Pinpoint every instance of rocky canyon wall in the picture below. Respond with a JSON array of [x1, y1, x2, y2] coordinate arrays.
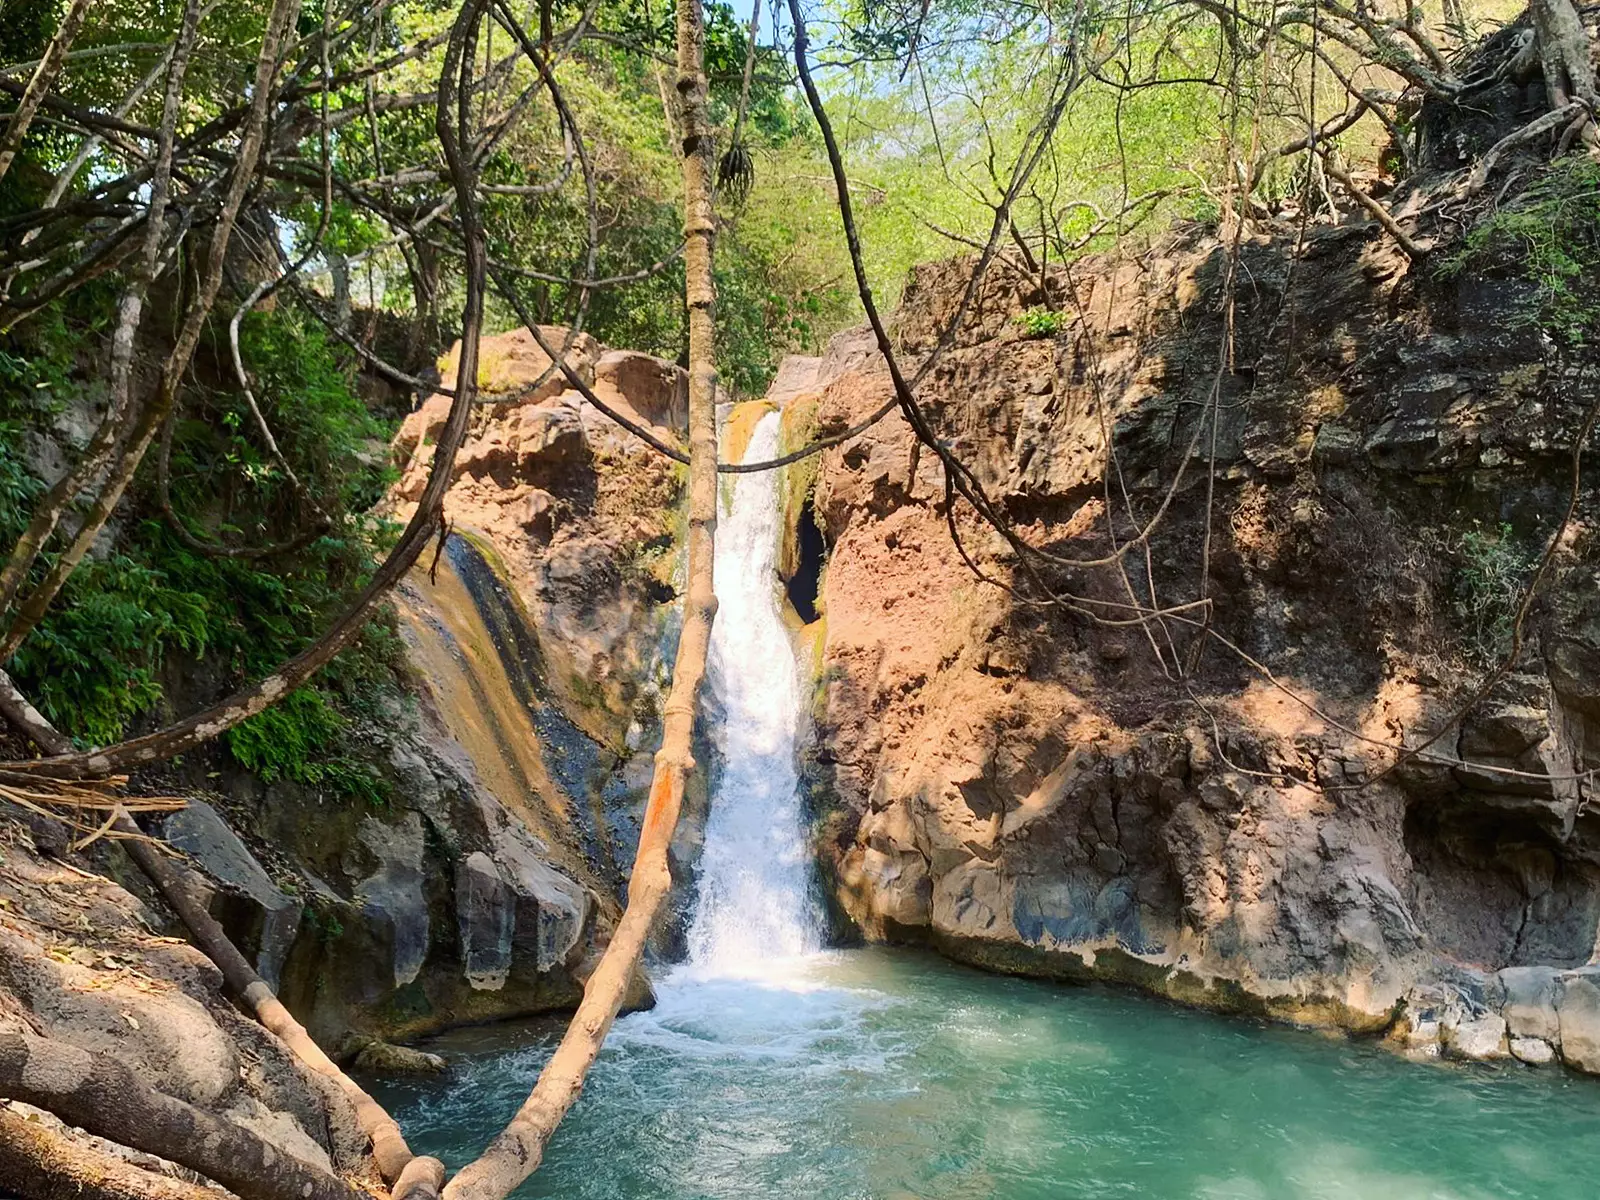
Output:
[[124, 327, 694, 1048], [777, 176, 1600, 1071]]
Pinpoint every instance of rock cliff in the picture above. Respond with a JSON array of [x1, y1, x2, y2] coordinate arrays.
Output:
[[782, 172, 1600, 1070], [129, 327, 691, 1048]]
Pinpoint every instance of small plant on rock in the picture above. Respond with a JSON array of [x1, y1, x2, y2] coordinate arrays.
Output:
[[1450, 521, 1536, 666], [1015, 307, 1067, 338]]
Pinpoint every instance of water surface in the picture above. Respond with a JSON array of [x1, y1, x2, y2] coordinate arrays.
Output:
[[376, 948, 1600, 1200]]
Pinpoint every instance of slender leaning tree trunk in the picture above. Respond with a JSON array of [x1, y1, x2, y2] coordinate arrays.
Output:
[[439, 2, 720, 1197], [113, 820, 431, 1188], [0, 0, 94, 186], [0, 0, 299, 662]]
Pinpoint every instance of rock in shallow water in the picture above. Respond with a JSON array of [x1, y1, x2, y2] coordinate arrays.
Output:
[[1510, 1036, 1556, 1065], [1442, 1013, 1509, 1061], [352, 1040, 447, 1075]]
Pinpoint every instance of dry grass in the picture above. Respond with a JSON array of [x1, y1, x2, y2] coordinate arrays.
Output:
[[0, 776, 184, 852]]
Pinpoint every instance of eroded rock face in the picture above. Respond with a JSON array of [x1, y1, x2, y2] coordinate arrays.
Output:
[[150, 326, 688, 1047], [796, 197, 1600, 1062], [351, 812, 430, 992], [0, 831, 368, 1177], [158, 800, 301, 990]]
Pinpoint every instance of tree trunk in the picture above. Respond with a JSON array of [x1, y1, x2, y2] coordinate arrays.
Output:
[[0, 0, 94, 186], [437, 2, 720, 1197], [408, 237, 443, 374], [1529, 0, 1598, 145], [0, 667, 72, 754], [0, 1033, 370, 1200], [0, 1106, 220, 1200]]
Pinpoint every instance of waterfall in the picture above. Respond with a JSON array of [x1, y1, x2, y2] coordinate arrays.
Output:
[[685, 410, 824, 973]]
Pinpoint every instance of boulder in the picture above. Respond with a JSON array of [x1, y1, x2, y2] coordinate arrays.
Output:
[[1510, 1037, 1556, 1065], [456, 850, 515, 990], [393, 393, 453, 462], [492, 831, 589, 974], [1557, 970, 1600, 1072], [453, 401, 588, 482], [512, 401, 588, 475], [846, 845, 932, 931], [159, 801, 301, 990], [592, 349, 687, 433], [932, 859, 1010, 941], [1497, 965, 1561, 1042], [1459, 694, 1549, 760], [519, 488, 559, 541], [1393, 1001, 1442, 1056], [1442, 1012, 1509, 1061], [1547, 566, 1600, 717], [440, 325, 598, 403], [764, 355, 824, 409], [351, 1040, 447, 1075]]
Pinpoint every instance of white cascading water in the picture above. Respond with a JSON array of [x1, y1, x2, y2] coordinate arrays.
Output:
[[684, 409, 824, 974]]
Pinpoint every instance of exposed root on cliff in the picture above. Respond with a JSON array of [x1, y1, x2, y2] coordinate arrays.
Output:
[[0, 1104, 223, 1200], [0, 1032, 368, 1200]]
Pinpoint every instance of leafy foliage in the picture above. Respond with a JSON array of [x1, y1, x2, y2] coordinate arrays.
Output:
[[224, 687, 388, 806], [1015, 307, 1066, 338], [0, 299, 405, 792], [1449, 522, 1536, 666], [1438, 159, 1600, 345]]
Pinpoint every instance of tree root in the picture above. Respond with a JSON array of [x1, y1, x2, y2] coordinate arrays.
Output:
[[0, 1105, 221, 1200], [1529, 0, 1599, 146], [0, 1033, 369, 1200], [1465, 100, 1587, 194], [1318, 151, 1427, 259]]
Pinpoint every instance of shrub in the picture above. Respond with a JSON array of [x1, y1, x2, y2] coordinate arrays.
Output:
[[1436, 159, 1600, 346], [1015, 306, 1067, 338], [1449, 522, 1536, 666]]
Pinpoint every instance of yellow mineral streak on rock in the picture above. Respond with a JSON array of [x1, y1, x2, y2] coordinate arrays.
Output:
[[721, 399, 777, 466]]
